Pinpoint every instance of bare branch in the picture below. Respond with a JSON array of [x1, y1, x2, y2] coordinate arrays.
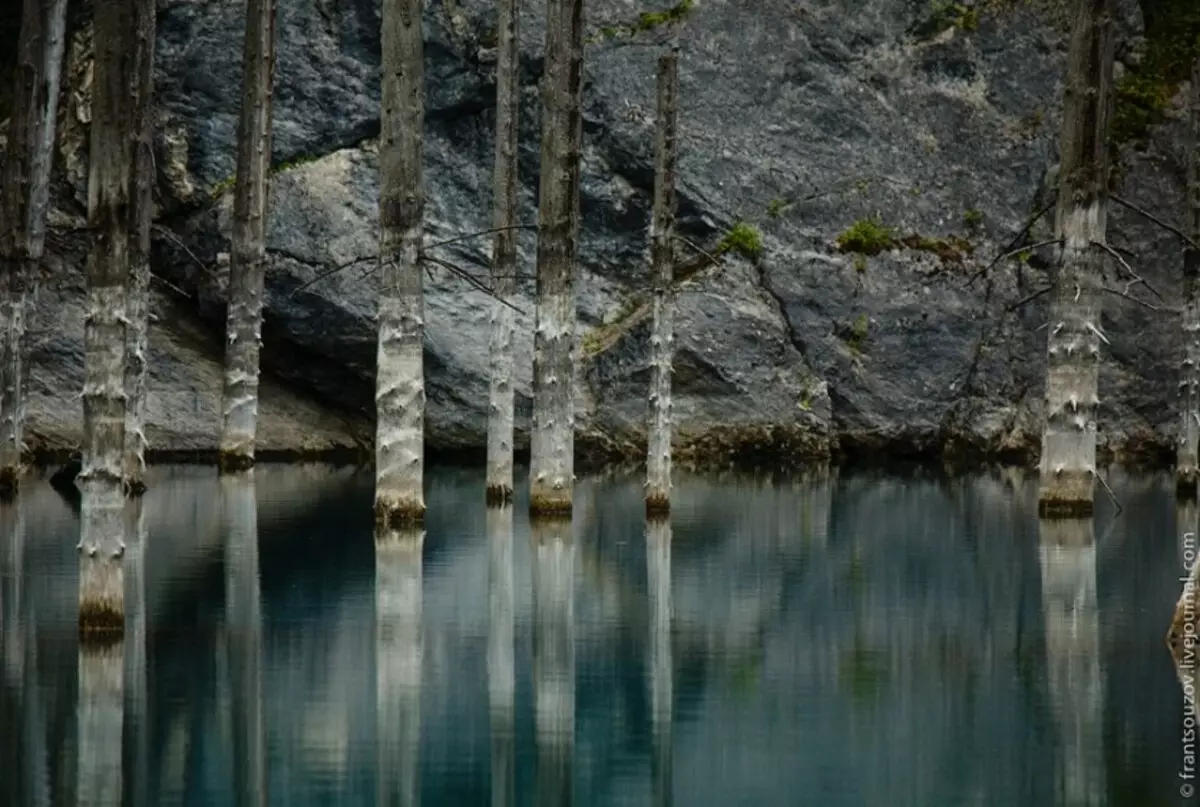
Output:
[[1091, 240, 1165, 302], [424, 224, 538, 252], [1006, 285, 1053, 312], [1111, 194, 1200, 251], [152, 225, 221, 282], [968, 239, 1061, 286], [1093, 466, 1122, 514], [964, 199, 1056, 287], [285, 255, 373, 298], [424, 255, 526, 314], [674, 235, 726, 268], [1100, 284, 1160, 311]]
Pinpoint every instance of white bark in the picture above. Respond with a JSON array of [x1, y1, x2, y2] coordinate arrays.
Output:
[[0, 0, 68, 494], [533, 524, 574, 807], [78, 472, 126, 639], [645, 518, 673, 807], [123, 499, 150, 807], [76, 643, 124, 807], [488, 505, 515, 807], [646, 49, 679, 514], [376, 0, 426, 525], [220, 0, 278, 469], [485, 0, 521, 504], [221, 472, 265, 806], [530, 0, 584, 518], [376, 527, 423, 807], [1180, 59, 1200, 494], [1037, 519, 1104, 806]]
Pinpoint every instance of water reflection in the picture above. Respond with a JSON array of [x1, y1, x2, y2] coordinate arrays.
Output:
[[1038, 519, 1104, 807], [533, 519, 575, 807], [122, 499, 149, 807], [376, 526, 423, 807], [487, 506, 515, 807], [646, 517, 672, 807]]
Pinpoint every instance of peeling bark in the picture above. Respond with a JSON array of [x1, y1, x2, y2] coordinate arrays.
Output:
[[645, 49, 679, 516], [485, 0, 521, 506], [78, 476, 126, 642], [76, 643, 124, 807], [1179, 58, 1200, 497], [487, 505, 515, 807], [533, 524, 574, 807], [122, 0, 158, 495], [0, 0, 68, 496], [1037, 0, 1114, 518], [222, 473, 264, 806], [645, 518, 673, 807], [375, 0, 426, 526], [376, 527, 423, 807], [530, 0, 584, 519], [219, 0, 279, 471]]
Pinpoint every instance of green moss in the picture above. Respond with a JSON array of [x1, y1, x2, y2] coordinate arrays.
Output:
[[210, 175, 237, 198], [718, 221, 763, 261], [835, 217, 896, 256], [636, 0, 694, 31], [900, 233, 975, 263], [853, 254, 868, 274], [963, 208, 984, 229], [1112, 0, 1200, 146], [909, 1, 979, 40], [273, 153, 320, 173], [840, 313, 870, 353], [767, 198, 789, 218]]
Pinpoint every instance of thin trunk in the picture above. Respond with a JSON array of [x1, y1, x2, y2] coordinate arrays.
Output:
[[376, 527, 423, 807], [646, 518, 673, 807], [488, 506, 515, 807], [122, 0, 157, 495], [122, 500, 150, 807], [1037, 0, 1115, 518], [645, 49, 679, 516], [221, 472, 265, 807], [0, 0, 68, 496], [529, 0, 584, 519], [533, 524, 574, 807], [76, 643, 124, 807], [485, 0, 521, 506], [375, 0, 426, 527], [1179, 58, 1200, 497], [219, 0, 279, 471]]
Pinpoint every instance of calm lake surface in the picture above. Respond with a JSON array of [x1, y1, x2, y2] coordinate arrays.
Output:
[[0, 463, 1195, 806]]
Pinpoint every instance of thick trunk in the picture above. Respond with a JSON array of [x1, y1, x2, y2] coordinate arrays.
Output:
[[78, 477, 126, 641], [122, 0, 157, 495], [488, 505, 515, 807], [0, 0, 68, 496], [219, 0, 278, 471], [1038, 519, 1104, 805], [645, 49, 680, 516], [1180, 59, 1200, 497], [375, 0, 426, 526], [376, 528, 423, 807], [221, 472, 265, 807], [485, 0, 521, 506], [76, 643, 124, 807], [529, 0, 584, 518], [533, 525, 574, 807], [646, 518, 672, 807], [1037, 0, 1114, 518]]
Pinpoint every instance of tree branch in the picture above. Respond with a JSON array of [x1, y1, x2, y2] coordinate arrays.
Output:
[[424, 224, 538, 252], [423, 255, 525, 314], [1091, 240, 1165, 302], [1100, 285, 1161, 311], [1111, 195, 1200, 251], [965, 200, 1057, 287], [967, 239, 1061, 286], [1006, 285, 1053, 312]]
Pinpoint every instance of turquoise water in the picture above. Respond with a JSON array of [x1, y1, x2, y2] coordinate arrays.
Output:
[[0, 464, 1192, 806]]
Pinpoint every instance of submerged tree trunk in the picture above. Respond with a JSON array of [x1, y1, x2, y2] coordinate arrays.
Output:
[[485, 0, 521, 506], [533, 526, 574, 807], [1037, 0, 1115, 518], [219, 0, 279, 471], [645, 518, 673, 807], [122, 0, 157, 496], [122, 500, 150, 807], [529, 0, 584, 519], [1179, 58, 1200, 498], [375, 0, 426, 527], [80, 0, 136, 636], [0, 0, 68, 497], [645, 49, 679, 517], [488, 505, 515, 807], [376, 528, 423, 807], [77, 642, 124, 807]]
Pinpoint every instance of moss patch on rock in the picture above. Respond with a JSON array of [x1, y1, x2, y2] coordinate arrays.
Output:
[[1113, 0, 1200, 146]]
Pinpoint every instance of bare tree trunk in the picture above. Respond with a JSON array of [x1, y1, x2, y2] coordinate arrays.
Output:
[[80, 0, 136, 635], [645, 49, 679, 517], [485, 0, 521, 506], [0, 0, 68, 497], [76, 642, 124, 807], [375, 528, 423, 807], [533, 526, 574, 807], [122, 499, 150, 807], [529, 0, 584, 519], [375, 0, 426, 527], [122, 0, 157, 496], [645, 518, 673, 807], [1179, 58, 1200, 498], [1037, 0, 1115, 518], [219, 0, 278, 471], [487, 505, 515, 807]]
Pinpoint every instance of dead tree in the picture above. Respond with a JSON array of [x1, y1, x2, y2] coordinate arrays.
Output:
[[485, 0, 521, 506], [645, 48, 679, 517], [123, 0, 157, 495], [375, 0, 427, 528], [529, 0, 584, 519], [1180, 58, 1200, 498], [1037, 0, 1115, 518], [0, 0, 68, 497], [79, 0, 136, 637], [219, 0, 279, 471]]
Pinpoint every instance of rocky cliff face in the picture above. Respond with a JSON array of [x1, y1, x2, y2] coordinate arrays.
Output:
[[6, 0, 1197, 466]]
